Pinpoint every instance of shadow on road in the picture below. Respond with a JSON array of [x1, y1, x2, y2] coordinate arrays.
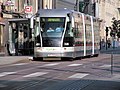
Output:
[[0, 79, 120, 90]]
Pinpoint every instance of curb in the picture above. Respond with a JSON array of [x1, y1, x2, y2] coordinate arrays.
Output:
[[0, 56, 29, 65]]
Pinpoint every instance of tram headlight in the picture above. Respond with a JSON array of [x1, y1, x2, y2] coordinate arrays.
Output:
[[36, 43, 40, 47], [64, 42, 69, 46]]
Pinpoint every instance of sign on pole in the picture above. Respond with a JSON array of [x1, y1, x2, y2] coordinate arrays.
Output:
[[25, 6, 32, 13]]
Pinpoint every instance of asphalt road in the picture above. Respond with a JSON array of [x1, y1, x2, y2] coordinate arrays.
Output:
[[0, 54, 120, 90]]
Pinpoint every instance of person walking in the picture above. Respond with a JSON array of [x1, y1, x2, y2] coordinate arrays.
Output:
[[107, 38, 111, 48]]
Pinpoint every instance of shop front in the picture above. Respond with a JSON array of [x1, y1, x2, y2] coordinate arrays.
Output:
[[0, 16, 5, 54]]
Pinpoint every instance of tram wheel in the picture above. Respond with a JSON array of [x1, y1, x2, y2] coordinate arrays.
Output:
[[33, 57, 43, 61], [61, 57, 74, 61], [94, 54, 99, 57]]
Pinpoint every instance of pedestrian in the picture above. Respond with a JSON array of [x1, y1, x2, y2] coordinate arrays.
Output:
[[6, 41, 12, 56], [101, 39, 105, 47], [47, 27, 54, 32], [107, 38, 111, 48], [55, 25, 64, 32]]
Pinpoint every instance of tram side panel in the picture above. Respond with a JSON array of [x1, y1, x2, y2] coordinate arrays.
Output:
[[93, 19, 100, 55], [73, 13, 85, 58], [85, 16, 93, 56]]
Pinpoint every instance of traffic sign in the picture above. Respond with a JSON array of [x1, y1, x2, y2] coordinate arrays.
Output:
[[25, 6, 32, 13]]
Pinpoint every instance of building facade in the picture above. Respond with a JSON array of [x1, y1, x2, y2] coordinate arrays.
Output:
[[38, 0, 120, 40], [0, 14, 5, 53], [0, 0, 39, 54], [38, 0, 76, 10], [0, 0, 120, 54], [98, 0, 120, 40]]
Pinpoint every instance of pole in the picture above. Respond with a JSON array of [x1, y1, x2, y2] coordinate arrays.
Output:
[[111, 52, 113, 75], [105, 27, 109, 50], [106, 35, 107, 50], [100, 37, 101, 50], [18, 0, 19, 11], [113, 37, 115, 49]]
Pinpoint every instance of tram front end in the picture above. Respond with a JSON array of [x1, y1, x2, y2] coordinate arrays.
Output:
[[33, 9, 75, 60]]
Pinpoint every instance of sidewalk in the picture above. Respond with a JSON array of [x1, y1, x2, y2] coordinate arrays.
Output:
[[0, 54, 114, 66], [0, 52, 5, 56], [0, 56, 29, 65], [100, 46, 120, 54], [0, 46, 120, 66]]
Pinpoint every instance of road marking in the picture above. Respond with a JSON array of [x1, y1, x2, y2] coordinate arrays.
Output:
[[113, 74, 120, 79], [100, 64, 111, 68], [23, 72, 48, 78], [42, 63, 60, 67], [0, 72, 16, 77], [68, 73, 89, 79], [12, 63, 28, 66], [68, 64, 83, 67]]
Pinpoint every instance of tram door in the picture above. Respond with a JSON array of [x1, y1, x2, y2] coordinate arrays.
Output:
[[8, 19, 34, 56]]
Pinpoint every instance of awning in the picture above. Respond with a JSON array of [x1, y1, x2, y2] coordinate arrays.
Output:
[[0, 22, 5, 25]]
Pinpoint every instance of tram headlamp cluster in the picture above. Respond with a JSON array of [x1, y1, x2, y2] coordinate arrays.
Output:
[[36, 43, 40, 46], [64, 42, 69, 46]]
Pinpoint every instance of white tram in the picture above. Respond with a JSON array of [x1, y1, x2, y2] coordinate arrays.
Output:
[[31, 9, 100, 60]]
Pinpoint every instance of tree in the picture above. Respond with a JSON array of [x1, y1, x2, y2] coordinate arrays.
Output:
[[109, 17, 120, 38]]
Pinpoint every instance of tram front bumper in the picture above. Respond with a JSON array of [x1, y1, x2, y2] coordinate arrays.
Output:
[[34, 47, 74, 58]]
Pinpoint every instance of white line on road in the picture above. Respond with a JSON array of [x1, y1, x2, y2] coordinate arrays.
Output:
[[113, 74, 120, 79], [68, 73, 89, 79], [11, 63, 28, 66], [23, 72, 48, 78], [68, 64, 83, 67], [100, 64, 111, 68], [42, 63, 60, 67], [0, 72, 17, 77]]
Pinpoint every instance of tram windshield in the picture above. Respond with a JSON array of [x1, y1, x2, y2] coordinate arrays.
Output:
[[40, 17, 66, 47], [40, 17, 65, 37]]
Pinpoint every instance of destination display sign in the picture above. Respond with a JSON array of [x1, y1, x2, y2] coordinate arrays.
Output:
[[41, 18, 65, 22]]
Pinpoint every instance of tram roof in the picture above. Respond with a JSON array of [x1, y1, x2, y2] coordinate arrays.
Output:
[[38, 9, 77, 17], [37, 9, 98, 19]]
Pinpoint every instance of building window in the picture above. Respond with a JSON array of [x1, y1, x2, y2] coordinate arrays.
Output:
[[42, 0, 53, 9], [24, 0, 32, 5], [4, 0, 15, 12]]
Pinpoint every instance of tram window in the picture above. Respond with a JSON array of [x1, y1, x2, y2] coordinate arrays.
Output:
[[23, 25, 26, 30], [63, 22, 74, 47], [11, 23, 16, 30], [40, 17, 65, 38], [74, 22, 79, 38], [65, 22, 73, 37], [40, 17, 66, 47], [40, 17, 65, 30], [35, 22, 40, 46], [35, 23, 40, 37]]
